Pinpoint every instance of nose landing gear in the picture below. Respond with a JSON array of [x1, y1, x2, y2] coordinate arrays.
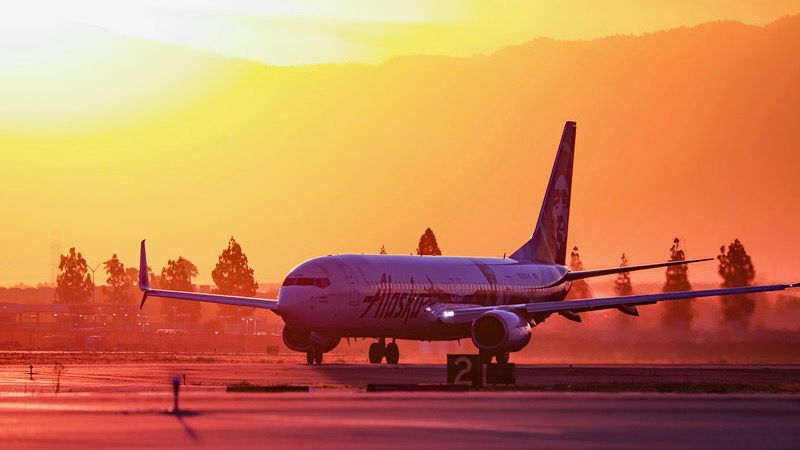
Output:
[[306, 348, 324, 365], [368, 338, 400, 364]]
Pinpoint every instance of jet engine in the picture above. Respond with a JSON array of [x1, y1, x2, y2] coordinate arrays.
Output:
[[282, 325, 312, 352], [310, 331, 341, 353], [470, 310, 531, 353], [282, 325, 341, 353]]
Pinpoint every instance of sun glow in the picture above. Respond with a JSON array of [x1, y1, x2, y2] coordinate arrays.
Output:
[[2, 1, 798, 66], [0, 1, 799, 286]]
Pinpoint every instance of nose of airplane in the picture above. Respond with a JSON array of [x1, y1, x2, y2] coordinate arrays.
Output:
[[277, 258, 334, 326], [277, 290, 303, 327]]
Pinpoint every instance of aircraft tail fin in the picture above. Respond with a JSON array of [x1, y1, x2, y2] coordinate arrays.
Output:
[[510, 121, 576, 265]]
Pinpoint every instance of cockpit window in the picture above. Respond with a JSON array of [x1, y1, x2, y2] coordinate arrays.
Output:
[[282, 277, 330, 288]]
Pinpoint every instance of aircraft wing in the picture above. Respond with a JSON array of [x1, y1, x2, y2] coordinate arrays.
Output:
[[140, 288, 279, 311], [137, 240, 279, 312], [441, 282, 799, 325]]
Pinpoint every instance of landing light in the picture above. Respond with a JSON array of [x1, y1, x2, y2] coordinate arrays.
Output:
[[443, 310, 455, 318]]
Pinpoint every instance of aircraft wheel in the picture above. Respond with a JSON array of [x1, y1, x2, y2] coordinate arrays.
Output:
[[314, 351, 323, 365], [479, 351, 493, 365], [368, 342, 384, 364], [496, 352, 509, 364], [385, 342, 400, 364], [306, 350, 316, 365]]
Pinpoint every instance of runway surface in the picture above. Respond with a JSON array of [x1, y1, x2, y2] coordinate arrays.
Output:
[[2, 363, 799, 393], [1, 363, 799, 448], [1, 392, 799, 449]]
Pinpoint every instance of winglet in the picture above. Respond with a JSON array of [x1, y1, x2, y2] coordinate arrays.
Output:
[[139, 239, 151, 292]]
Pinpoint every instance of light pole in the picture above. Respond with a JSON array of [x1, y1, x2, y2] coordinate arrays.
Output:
[[87, 262, 102, 304]]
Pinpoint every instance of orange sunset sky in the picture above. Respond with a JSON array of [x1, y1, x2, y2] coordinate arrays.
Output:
[[1, 1, 799, 287]]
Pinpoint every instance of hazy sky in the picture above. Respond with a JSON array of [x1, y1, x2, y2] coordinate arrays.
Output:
[[1, 0, 799, 65], [0, 1, 799, 287]]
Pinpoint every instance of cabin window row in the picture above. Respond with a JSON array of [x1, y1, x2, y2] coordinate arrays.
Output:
[[367, 281, 547, 292]]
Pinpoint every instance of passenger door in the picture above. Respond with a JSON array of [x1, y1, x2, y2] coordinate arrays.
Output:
[[338, 264, 359, 307]]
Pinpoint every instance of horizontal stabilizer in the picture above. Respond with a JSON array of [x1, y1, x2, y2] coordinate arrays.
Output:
[[563, 257, 712, 282], [616, 305, 639, 316], [558, 310, 582, 322]]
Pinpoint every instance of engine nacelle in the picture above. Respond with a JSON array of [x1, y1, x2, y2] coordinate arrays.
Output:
[[282, 325, 341, 353], [282, 325, 312, 352], [471, 310, 531, 353], [310, 331, 341, 353]]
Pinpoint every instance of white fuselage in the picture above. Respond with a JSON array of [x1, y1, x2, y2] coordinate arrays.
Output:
[[278, 254, 571, 340]]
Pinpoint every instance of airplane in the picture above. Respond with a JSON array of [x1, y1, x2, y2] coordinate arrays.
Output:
[[137, 121, 798, 365]]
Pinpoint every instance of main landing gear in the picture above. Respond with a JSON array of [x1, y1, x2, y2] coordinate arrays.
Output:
[[480, 350, 510, 365], [368, 338, 400, 364], [306, 348, 324, 365]]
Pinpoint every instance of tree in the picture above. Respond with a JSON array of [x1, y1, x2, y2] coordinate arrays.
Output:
[[566, 246, 592, 299], [379, 245, 387, 255], [125, 267, 140, 288], [160, 257, 200, 321], [614, 253, 633, 296], [717, 239, 756, 327], [213, 237, 258, 320], [56, 247, 93, 304], [661, 237, 694, 328], [614, 252, 636, 327], [416, 227, 442, 256], [103, 254, 135, 305]]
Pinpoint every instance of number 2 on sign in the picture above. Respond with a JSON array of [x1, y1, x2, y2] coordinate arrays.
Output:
[[453, 356, 472, 384]]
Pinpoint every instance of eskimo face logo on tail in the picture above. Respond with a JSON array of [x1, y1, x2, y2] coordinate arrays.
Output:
[[550, 174, 570, 253]]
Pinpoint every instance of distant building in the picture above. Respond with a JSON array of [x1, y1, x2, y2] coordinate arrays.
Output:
[[0, 302, 150, 332]]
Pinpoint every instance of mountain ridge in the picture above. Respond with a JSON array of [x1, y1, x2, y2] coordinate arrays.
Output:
[[0, 13, 798, 286]]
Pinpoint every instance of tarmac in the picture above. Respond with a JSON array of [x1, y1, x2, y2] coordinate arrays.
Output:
[[1, 363, 799, 449], [2, 362, 799, 393]]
